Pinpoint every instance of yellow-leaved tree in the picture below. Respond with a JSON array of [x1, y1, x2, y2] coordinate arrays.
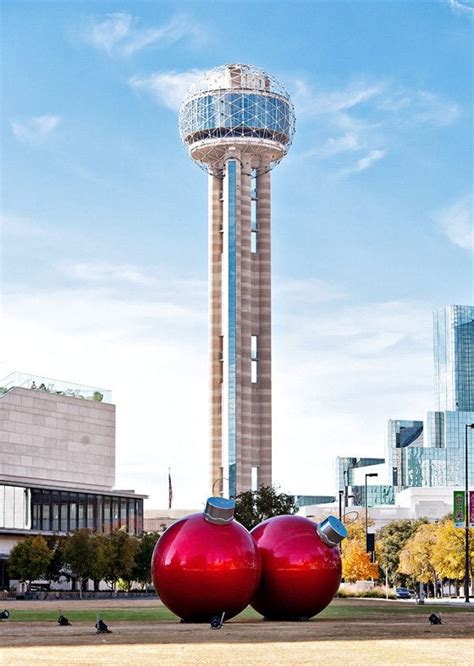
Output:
[[398, 523, 439, 585], [341, 516, 379, 582], [431, 518, 474, 593], [342, 539, 380, 582]]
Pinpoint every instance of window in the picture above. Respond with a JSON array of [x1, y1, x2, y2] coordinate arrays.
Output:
[[251, 360, 258, 383], [251, 231, 257, 253], [251, 335, 258, 360], [251, 335, 258, 383], [251, 466, 259, 491]]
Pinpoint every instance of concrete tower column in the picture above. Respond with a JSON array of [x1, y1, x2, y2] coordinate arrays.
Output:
[[209, 173, 223, 495], [254, 168, 272, 488]]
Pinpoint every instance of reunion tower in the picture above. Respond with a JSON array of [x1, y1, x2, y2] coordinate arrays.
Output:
[[179, 64, 295, 498]]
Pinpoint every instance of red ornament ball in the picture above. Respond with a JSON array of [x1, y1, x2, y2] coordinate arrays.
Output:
[[151, 498, 261, 622], [250, 514, 346, 620]]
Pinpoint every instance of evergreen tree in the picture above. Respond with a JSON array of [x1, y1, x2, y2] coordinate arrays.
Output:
[[234, 485, 298, 531]]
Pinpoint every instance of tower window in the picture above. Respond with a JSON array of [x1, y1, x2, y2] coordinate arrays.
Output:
[[251, 335, 258, 360], [251, 360, 258, 383]]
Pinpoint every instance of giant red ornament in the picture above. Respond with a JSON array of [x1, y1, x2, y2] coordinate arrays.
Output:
[[250, 514, 347, 620], [151, 497, 261, 622]]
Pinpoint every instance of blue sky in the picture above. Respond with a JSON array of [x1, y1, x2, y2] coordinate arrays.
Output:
[[1, 0, 472, 508]]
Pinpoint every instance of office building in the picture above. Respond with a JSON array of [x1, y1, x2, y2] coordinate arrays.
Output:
[[179, 64, 295, 497], [0, 372, 146, 590], [336, 304, 474, 505], [434, 305, 474, 412]]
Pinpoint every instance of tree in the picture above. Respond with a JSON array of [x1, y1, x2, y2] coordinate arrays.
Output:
[[398, 523, 439, 590], [63, 529, 97, 598], [99, 530, 138, 593], [342, 539, 379, 582], [340, 517, 379, 582], [376, 518, 428, 587], [131, 532, 161, 588], [234, 485, 299, 531], [44, 536, 67, 585], [7, 536, 52, 590], [431, 518, 474, 594]]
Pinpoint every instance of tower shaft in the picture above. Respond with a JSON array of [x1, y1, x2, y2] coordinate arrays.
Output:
[[210, 154, 272, 497]]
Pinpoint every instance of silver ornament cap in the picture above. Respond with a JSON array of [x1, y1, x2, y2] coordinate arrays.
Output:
[[316, 515, 347, 547], [203, 497, 235, 525]]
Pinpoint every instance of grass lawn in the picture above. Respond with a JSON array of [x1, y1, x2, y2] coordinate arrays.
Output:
[[2, 598, 472, 664], [3, 597, 473, 623]]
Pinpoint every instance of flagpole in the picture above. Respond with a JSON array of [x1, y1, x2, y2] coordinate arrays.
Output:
[[168, 467, 173, 511]]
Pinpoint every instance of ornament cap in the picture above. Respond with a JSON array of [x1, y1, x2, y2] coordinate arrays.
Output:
[[204, 497, 235, 525], [316, 516, 347, 547]]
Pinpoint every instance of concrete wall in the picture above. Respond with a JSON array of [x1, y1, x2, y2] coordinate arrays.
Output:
[[0, 388, 115, 491]]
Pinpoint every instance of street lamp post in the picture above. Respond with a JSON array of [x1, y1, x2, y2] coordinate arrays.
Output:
[[365, 473, 378, 554], [338, 490, 344, 522], [344, 494, 355, 522], [464, 423, 474, 604]]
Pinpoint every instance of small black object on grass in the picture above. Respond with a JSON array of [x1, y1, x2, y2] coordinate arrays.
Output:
[[58, 614, 71, 626], [0, 610, 10, 620], [210, 612, 225, 629], [428, 613, 443, 625], [96, 618, 112, 634]]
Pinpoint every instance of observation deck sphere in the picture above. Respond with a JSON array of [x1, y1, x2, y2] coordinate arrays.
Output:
[[179, 63, 295, 174]]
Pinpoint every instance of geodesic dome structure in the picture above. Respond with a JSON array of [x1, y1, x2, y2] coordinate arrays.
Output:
[[179, 64, 295, 174]]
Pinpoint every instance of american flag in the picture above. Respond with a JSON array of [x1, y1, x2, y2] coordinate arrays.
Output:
[[168, 468, 173, 510]]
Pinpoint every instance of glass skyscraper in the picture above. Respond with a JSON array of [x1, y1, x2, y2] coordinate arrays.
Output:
[[434, 305, 474, 412], [336, 304, 474, 502]]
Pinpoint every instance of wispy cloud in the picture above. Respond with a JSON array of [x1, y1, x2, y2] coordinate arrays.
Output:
[[292, 77, 460, 175], [64, 261, 158, 286], [83, 12, 204, 56], [293, 79, 385, 116], [436, 195, 473, 250], [445, 0, 474, 15], [376, 89, 460, 127], [129, 70, 203, 111], [10, 115, 61, 143], [352, 149, 386, 173]]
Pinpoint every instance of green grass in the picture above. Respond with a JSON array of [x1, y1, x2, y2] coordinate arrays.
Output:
[[4, 599, 472, 623], [4, 607, 178, 623]]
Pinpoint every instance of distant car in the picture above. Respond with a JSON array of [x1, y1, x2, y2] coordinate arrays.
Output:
[[395, 587, 412, 599]]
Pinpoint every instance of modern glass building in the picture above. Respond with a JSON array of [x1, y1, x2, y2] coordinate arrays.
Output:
[[386, 419, 424, 490], [335, 457, 395, 507], [335, 305, 474, 504], [179, 64, 295, 498], [434, 305, 474, 412]]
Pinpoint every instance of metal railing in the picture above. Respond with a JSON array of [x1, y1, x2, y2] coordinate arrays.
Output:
[[0, 371, 112, 403]]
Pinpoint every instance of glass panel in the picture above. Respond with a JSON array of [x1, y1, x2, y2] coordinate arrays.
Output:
[[136, 500, 143, 534], [96, 496, 103, 532], [112, 499, 119, 531], [103, 498, 111, 534], [42, 503, 50, 531], [77, 494, 85, 529], [51, 503, 59, 531], [60, 501, 68, 532], [69, 502, 77, 531], [120, 499, 127, 528], [128, 500, 135, 535], [87, 498, 95, 529]]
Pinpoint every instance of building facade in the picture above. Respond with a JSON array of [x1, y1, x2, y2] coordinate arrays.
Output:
[[0, 373, 145, 590], [336, 304, 474, 506], [434, 305, 474, 412], [179, 64, 295, 498]]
